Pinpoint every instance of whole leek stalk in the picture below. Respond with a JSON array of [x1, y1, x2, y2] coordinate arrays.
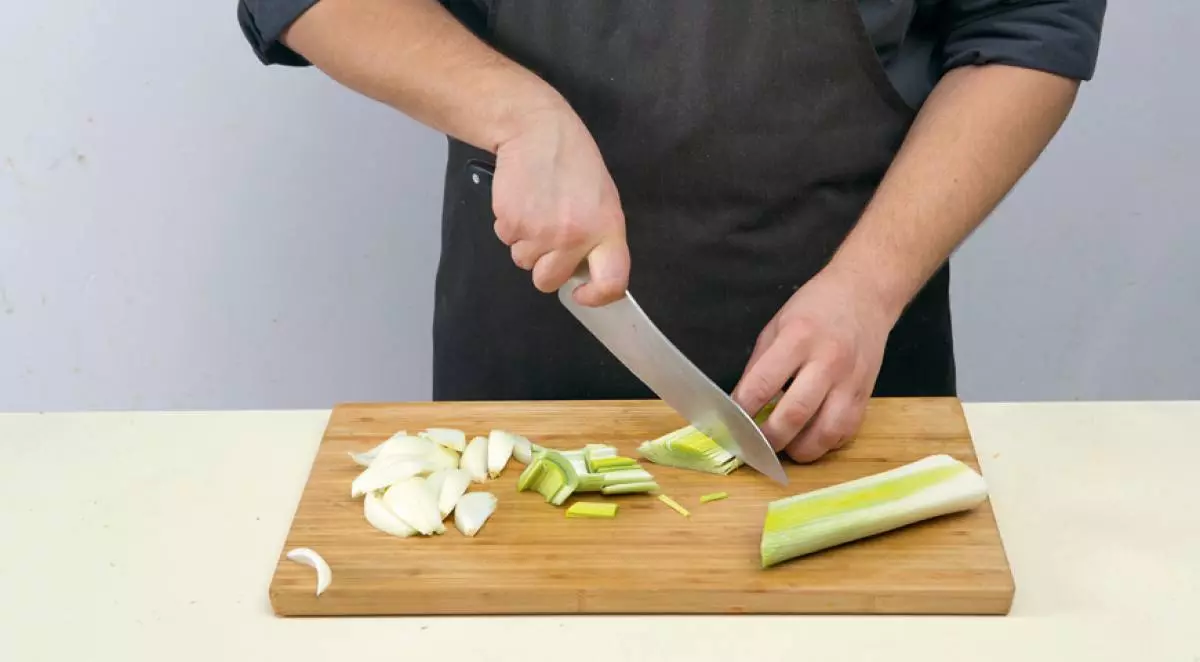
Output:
[[760, 454, 989, 568]]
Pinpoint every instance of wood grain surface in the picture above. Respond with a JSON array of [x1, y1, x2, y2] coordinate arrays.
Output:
[[269, 397, 1014, 616]]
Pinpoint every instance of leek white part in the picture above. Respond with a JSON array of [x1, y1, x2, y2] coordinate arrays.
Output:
[[453, 492, 498, 537], [487, 429, 517, 477], [438, 468, 472, 518], [759, 454, 989, 568], [285, 547, 332, 596], [350, 455, 426, 498], [462, 435, 489, 483], [364, 490, 418, 538], [424, 469, 451, 501], [382, 478, 445, 535], [420, 427, 467, 452]]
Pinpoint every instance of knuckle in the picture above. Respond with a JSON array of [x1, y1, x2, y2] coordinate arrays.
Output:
[[553, 214, 590, 248], [779, 402, 815, 429], [823, 337, 856, 373], [785, 442, 825, 464]]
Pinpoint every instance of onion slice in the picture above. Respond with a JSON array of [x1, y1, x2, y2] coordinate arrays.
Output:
[[438, 468, 472, 518], [382, 478, 445, 535], [454, 492, 498, 537], [364, 490, 418, 538], [350, 456, 426, 498], [285, 547, 332, 596], [462, 435, 488, 483], [420, 427, 467, 452], [487, 430, 517, 477]]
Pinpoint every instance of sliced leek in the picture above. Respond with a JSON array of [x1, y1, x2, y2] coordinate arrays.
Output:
[[700, 491, 729, 503], [566, 502, 618, 519], [760, 454, 989, 568], [637, 426, 742, 475], [657, 494, 690, 517]]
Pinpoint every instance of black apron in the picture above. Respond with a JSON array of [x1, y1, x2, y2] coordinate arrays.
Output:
[[431, 0, 955, 401]]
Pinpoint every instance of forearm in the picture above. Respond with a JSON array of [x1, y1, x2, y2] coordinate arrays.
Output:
[[825, 64, 1080, 319], [281, 0, 566, 152]]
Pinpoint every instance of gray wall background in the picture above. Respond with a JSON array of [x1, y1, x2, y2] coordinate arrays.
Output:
[[1, 2, 1195, 412]]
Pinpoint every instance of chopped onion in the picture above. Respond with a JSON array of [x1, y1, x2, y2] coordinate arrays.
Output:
[[350, 455, 426, 498], [364, 490, 418, 538], [382, 478, 445, 535], [487, 429, 517, 477], [346, 429, 407, 466], [438, 468, 472, 518], [285, 547, 332, 596], [512, 436, 535, 464], [426, 444, 461, 472], [424, 468, 451, 501], [453, 492, 497, 537], [461, 435, 488, 483], [420, 427, 467, 452]]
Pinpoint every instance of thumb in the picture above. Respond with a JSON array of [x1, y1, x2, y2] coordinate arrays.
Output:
[[573, 237, 630, 307]]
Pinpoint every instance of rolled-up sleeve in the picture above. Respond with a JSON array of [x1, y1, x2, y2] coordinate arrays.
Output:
[[940, 0, 1107, 81], [237, 0, 321, 66]]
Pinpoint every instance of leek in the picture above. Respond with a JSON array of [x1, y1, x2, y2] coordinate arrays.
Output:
[[637, 426, 742, 475], [759, 454, 989, 568], [566, 502, 618, 519], [700, 491, 729, 503], [657, 494, 691, 517]]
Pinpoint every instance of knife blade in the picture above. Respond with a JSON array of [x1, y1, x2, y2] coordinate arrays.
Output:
[[465, 159, 788, 485]]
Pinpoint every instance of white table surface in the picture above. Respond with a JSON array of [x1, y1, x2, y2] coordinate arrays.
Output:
[[1, 402, 1197, 661]]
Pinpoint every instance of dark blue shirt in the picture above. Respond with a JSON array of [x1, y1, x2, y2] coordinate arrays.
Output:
[[237, 0, 1106, 108]]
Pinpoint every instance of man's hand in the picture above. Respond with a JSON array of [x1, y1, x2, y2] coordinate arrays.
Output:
[[281, 0, 629, 305], [732, 64, 1080, 464], [491, 107, 630, 306], [732, 269, 897, 463]]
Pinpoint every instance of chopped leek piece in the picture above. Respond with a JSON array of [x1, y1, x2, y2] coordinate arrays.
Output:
[[759, 454, 989, 568], [601, 481, 658, 495], [566, 502, 618, 519], [657, 494, 690, 517], [700, 491, 729, 503], [637, 426, 742, 475], [516, 450, 580, 506]]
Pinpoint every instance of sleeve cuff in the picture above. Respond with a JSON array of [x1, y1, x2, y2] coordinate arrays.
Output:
[[237, 0, 322, 67], [940, 1, 1107, 82]]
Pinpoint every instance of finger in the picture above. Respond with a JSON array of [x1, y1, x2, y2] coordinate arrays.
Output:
[[783, 388, 863, 463], [731, 324, 814, 419], [760, 361, 834, 452], [571, 238, 630, 306], [510, 240, 545, 271], [531, 247, 588, 293], [493, 218, 519, 246]]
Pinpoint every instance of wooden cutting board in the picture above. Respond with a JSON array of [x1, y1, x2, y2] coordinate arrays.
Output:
[[269, 397, 1013, 616]]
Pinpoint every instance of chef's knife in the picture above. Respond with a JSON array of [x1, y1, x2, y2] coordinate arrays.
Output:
[[465, 159, 788, 485]]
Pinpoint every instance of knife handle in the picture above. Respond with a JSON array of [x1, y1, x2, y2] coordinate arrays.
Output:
[[466, 159, 495, 191], [466, 159, 595, 292]]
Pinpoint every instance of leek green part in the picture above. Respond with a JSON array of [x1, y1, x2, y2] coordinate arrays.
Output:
[[764, 464, 964, 530], [565, 502, 618, 519]]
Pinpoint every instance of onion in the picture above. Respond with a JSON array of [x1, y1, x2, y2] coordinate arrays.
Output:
[[364, 490, 417, 538], [453, 492, 498, 537], [285, 547, 332, 596], [461, 435, 488, 483], [382, 478, 445, 535]]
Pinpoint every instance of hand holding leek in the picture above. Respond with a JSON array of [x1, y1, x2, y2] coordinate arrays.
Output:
[[732, 268, 896, 464]]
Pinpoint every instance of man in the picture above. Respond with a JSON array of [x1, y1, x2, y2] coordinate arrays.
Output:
[[237, 0, 1105, 463]]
